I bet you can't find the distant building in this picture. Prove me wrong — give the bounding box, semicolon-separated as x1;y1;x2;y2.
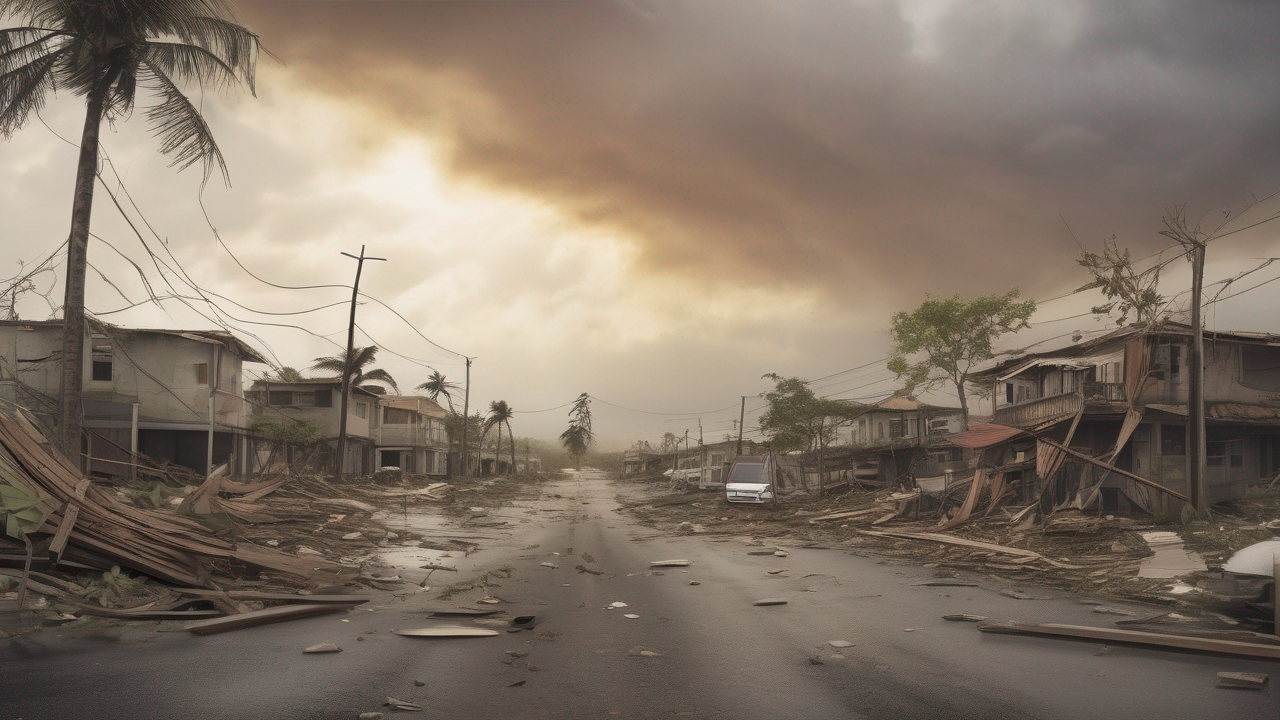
247;377;380;476
375;395;449;476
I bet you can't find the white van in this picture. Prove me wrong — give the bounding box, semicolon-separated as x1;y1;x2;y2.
724;455;774;504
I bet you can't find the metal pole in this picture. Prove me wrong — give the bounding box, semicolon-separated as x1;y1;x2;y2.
337;246;386;478
1188;241;1208;513
737;396;746;456
130;402;139;483
461;357;471;477
1274;552;1279;636
207;346;219;477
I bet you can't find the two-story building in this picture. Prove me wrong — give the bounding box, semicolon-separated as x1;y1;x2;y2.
375;395;449;476
0;320;266;477
835;393;970;486
970;320;1280;514
247;378;380;475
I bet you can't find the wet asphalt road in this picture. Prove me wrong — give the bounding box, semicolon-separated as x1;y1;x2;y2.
3;470;1278;720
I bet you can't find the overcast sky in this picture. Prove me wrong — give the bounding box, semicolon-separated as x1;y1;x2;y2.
3;0;1280;449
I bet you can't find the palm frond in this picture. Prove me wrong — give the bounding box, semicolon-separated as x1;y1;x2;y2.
353;345;378;368
360;368;398;393
143;41;239;90
137;58;228;186
153;14;260;94
0;28;68;75
0;44;65;137
310;357;347;374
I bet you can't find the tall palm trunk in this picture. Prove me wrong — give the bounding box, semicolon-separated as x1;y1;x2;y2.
60;68;119;460
475;424;489;477
507;420;516;475
495;421;503;475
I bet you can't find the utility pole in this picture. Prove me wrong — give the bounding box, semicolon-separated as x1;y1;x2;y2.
1187;241;1208;514
337;245;385;478
736;395;746;456
461;357;472;477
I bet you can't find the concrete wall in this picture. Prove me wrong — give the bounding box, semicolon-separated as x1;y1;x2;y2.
841;411;963;447
249;382;374;439
0;323;254;429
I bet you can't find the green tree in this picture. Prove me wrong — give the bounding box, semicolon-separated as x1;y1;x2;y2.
417;369;459;413
1078;237;1163;326
1;0;263;455
887;289;1036;430
252;417;322;468
757;375;862;496
311;345;397;476
271;366;305;382
559;393;593;469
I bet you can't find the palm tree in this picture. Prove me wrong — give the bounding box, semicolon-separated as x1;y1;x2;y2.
417;370;459;413
487;400;514;475
1;0;262;455
310;346;397;477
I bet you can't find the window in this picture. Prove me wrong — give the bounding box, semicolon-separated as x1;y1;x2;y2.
314;389;332;407
1170;345;1182;384
1005;383;1014;404
91;359;112;382
195;363;208;385
929;418;950;435
1231;454;1244;468
889;419;907;438
877;422;885;439
292;391;316;407
268;390;293;406
384;407;414;424
1161;425;1186;456
355;402;367;419
1207;441;1226;467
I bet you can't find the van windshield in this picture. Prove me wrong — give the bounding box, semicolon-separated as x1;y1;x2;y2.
727;462;765;484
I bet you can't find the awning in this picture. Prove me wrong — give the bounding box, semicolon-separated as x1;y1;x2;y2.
946;423;1024;449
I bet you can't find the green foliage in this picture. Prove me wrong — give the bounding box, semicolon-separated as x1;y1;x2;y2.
82;566;148;608
252;418;323;448
1077;237;1163;326
888;288;1035;423
0;462;52;540
757;376;863;453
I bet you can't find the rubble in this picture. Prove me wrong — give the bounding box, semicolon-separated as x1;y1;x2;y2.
1216;672;1269;689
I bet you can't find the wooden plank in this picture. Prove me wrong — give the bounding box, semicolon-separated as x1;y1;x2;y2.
860;529;1085;569
184;603;355;635
74;606;225;620
978;621;1280;660
48;503;79;564
174;589;371;604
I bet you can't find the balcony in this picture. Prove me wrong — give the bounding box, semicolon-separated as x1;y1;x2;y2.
376;425;447;449
994;382;1126;428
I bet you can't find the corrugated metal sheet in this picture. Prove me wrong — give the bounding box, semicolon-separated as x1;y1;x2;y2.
946;423;1024;449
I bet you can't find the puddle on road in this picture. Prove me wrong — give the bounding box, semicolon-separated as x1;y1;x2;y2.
1138;531;1206;579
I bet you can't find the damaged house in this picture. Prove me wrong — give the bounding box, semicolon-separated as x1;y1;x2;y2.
834;393;970;489
376;395;450;476
0;320;266;477
967;320;1280;517
246;377;380;476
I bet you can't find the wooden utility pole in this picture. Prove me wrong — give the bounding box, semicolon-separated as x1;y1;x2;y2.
461;357;472;477
1187;241;1209;513
736;396;746;456
337;246;385;478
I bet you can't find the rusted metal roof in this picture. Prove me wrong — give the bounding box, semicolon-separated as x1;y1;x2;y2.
946;423;1025;449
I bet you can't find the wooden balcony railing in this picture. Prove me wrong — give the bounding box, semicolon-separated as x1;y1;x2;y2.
994;382;1127;428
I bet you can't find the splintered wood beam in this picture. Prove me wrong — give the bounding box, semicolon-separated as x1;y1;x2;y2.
48;503;79;564
184;603;356;635
979;621;1280;661
1035;437;1189;502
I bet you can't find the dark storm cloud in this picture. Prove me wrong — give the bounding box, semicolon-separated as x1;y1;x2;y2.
238;0;1280;307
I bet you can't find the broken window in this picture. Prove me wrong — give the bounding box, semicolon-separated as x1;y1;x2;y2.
268;390;292;406
195;363;208;385
889;419;907;438
1161;425;1186;456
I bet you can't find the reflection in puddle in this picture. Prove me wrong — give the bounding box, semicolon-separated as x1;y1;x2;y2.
1138;531;1206;579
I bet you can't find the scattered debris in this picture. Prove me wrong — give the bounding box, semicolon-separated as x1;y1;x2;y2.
747;550;776;556
1216;672;1269;689
419;564;457;572
394;627;500;638
512;615;537;629
943;614;987;622
978;622;1280;660
609;602;629;608
808;655;825;665
540;562;559;569
1091;607;1136;617
628;646;662;656
342;531;364;541
358;713;385;720
689;581;700;586
477;596;503;604
505;650;529;658
575;565;604;575
767;570;785;575
650;559;691;567
303;642;342;654
828;640;854;648
753;598;788;606
911;580;978;587
507;680;527;688
383;697;422;711
185;603;358;636
1000;589;1051;601
413;680;425;687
